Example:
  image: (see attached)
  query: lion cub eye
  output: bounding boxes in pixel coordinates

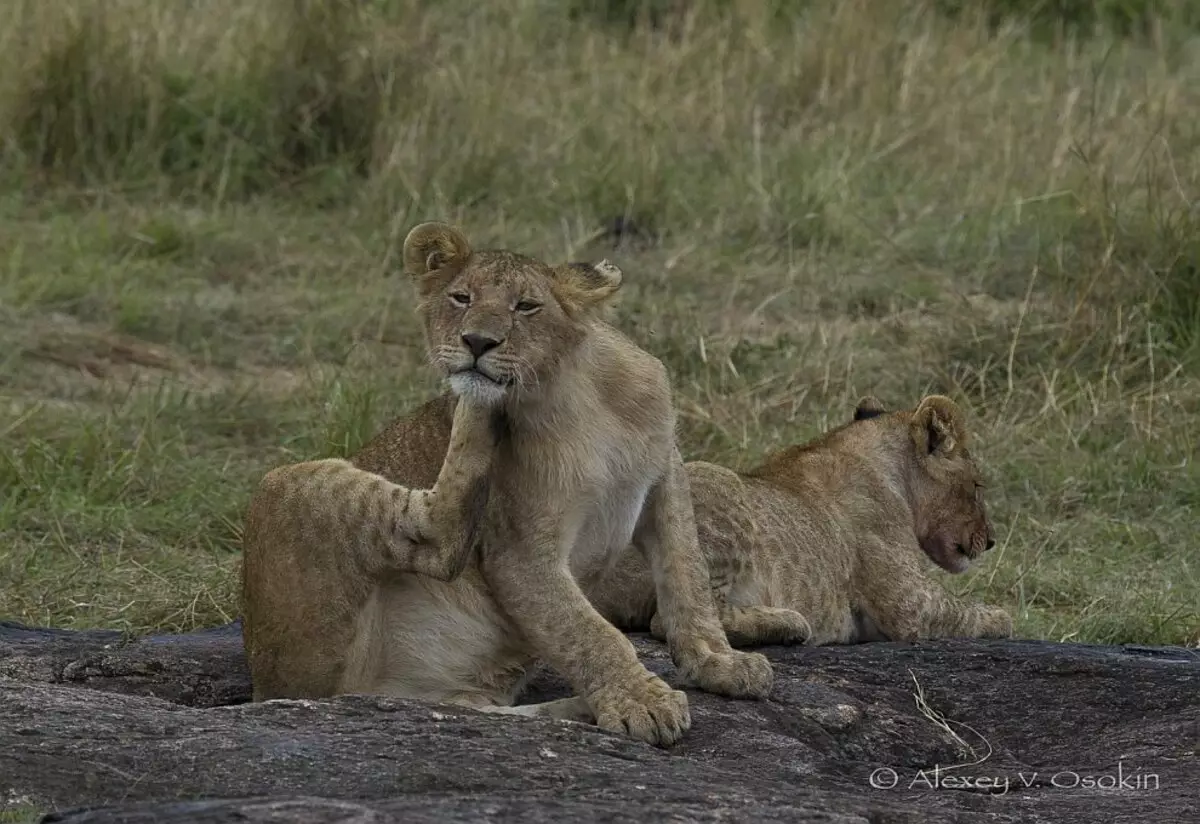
[449,292,471,307]
[514,299,542,315]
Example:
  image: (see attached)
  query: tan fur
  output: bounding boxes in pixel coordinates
[241,222,772,748]
[591,395,1014,646]
[242,398,496,699]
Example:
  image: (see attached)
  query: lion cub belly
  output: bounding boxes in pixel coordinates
[364,571,535,704]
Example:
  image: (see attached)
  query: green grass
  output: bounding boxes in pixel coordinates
[0,0,1196,647]
[0,804,44,824]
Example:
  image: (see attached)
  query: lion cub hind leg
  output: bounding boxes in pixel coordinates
[251,399,493,584]
[356,399,497,581]
[402,399,497,581]
[701,550,811,648]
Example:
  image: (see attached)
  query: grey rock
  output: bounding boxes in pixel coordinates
[1,619,1197,824]
[0,620,249,708]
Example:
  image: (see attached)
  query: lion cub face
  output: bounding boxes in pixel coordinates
[897,395,996,574]
[401,222,622,407]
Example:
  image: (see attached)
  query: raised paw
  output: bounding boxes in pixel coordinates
[724,606,811,648]
[681,649,774,700]
[588,675,691,748]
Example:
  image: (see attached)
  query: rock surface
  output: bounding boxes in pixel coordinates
[1,619,1197,823]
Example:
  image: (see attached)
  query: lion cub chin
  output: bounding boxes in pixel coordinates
[588,394,1014,647]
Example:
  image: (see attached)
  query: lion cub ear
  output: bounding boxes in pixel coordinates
[550,259,623,315]
[403,222,471,295]
[911,395,967,457]
[853,396,887,420]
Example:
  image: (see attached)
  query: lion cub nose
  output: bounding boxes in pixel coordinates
[462,333,502,359]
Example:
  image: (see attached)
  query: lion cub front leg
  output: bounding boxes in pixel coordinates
[877,592,1013,641]
[481,511,690,748]
[923,595,1013,640]
[636,447,775,699]
[859,543,1014,641]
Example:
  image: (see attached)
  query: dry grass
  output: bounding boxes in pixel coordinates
[0,0,1196,646]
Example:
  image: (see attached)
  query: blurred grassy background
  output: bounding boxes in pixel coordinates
[0,0,1196,646]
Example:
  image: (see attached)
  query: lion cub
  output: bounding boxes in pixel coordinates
[590,395,1014,646]
[242,222,772,748]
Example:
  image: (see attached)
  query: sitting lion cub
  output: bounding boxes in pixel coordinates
[589,395,1015,646]
[242,222,772,748]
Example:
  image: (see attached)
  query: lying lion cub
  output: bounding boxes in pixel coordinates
[588,395,1015,646]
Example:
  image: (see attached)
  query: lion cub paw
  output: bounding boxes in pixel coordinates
[682,649,774,700]
[588,676,690,748]
[978,606,1014,639]
[724,606,811,648]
